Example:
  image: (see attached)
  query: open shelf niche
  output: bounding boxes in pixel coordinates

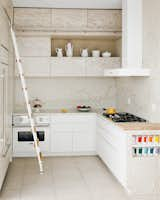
[51,35,122,58]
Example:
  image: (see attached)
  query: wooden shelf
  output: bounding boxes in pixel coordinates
[15,30,122,40]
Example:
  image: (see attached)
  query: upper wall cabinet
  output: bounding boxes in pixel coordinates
[17,37,51,57]
[14,8,52,30]
[86,57,121,76]
[15,57,50,77]
[0,7,9,49]
[87,10,122,32]
[52,9,87,31]
[51,57,86,77]
[14,8,122,35]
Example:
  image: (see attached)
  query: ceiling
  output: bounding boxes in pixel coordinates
[12,0,122,9]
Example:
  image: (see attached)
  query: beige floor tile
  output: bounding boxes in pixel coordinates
[0,156,131,200]
[23,174,53,187]
[129,194,158,200]
[55,186,91,200]
[20,186,55,200]
[0,189,20,200]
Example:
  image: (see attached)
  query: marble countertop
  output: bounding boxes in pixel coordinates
[13,109,160,131]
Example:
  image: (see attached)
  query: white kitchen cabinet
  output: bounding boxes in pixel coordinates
[14,8,52,30]
[73,118,96,152]
[52,132,73,153]
[52,9,87,31]
[96,116,127,187]
[0,7,9,49]
[15,57,50,77]
[86,57,121,76]
[0,146,11,189]
[51,114,96,154]
[73,132,95,152]
[51,57,86,77]
[87,10,122,31]
[17,37,51,57]
[0,46,9,65]
[0,0,13,191]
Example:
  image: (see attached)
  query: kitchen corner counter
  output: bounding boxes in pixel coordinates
[116,122,160,131]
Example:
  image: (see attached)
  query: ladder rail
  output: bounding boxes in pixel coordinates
[10,27,44,173]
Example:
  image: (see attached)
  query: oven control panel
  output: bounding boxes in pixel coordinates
[13,114,50,127]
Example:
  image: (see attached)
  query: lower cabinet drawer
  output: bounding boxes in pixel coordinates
[97,134,121,182]
[13,141,50,154]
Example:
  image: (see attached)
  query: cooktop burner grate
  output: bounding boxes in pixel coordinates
[103,112,147,123]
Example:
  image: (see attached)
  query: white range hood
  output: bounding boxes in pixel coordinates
[104,68,150,77]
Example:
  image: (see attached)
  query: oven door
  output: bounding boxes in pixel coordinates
[13,127,50,156]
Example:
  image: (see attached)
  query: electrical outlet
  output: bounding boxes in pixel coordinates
[127,98,131,105]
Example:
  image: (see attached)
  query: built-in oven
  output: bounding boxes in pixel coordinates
[12,114,50,157]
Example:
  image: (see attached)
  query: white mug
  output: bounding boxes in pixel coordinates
[92,50,100,57]
[80,49,88,57]
[56,48,63,57]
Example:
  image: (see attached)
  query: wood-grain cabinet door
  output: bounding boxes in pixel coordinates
[52,9,87,31]
[15,57,50,77]
[86,57,120,76]
[51,57,85,77]
[14,8,52,30]
[87,10,122,31]
[0,7,9,49]
[17,37,51,57]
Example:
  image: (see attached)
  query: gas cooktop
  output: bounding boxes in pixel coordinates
[103,112,147,123]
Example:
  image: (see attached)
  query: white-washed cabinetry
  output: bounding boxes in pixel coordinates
[14,8,121,33]
[96,116,127,187]
[86,57,121,76]
[50,57,86,77]
[15,37,51,77]
[0,7,9,49]
[15,56,121,77]
[15,57,50,77]
[87,10,122,31]
[51,114,96,154]
[16,37,51,57]
[0,0,13,190]
[52,9,87,31]
[14,8,52,30]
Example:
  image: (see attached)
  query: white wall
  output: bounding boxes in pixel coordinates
[14,78,116,111]
[116,0,160,122]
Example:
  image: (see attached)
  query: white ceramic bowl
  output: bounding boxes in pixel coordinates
[92,50,100,57]
[102,52,111,57]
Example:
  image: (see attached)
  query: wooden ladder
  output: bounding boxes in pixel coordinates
[10,25,44,173]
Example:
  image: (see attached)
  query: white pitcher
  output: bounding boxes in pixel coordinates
[65,42,73,57]
[56,48,63,57]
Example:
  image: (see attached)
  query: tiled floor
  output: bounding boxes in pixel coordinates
[0,156,158,200]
